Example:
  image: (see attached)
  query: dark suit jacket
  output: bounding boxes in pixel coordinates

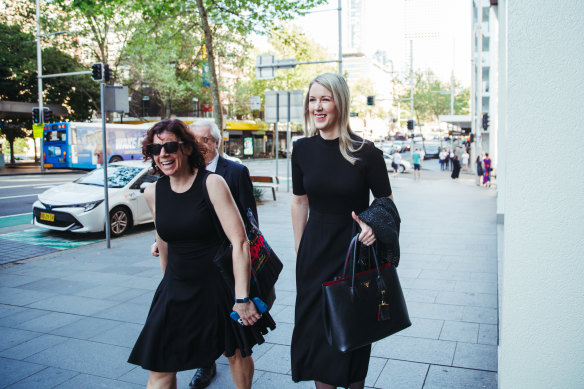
[214,156,258,226]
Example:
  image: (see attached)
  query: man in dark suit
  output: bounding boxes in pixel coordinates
[150,119,258,389]
[188,120,257,389]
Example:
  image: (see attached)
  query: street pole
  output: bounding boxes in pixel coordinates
[35,0,44,172]
[286,92,291,192]
[338,0,342,74]
[100,83,111,248]
[410,40,414,133]
[275,93,279,179]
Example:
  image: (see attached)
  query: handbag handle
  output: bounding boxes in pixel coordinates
[342,234,387,293]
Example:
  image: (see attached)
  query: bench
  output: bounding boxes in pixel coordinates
[251,176,279,200]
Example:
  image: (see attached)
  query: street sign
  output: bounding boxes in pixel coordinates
[249,96,261,110]
[256,54,275,80]
[275,59,297,69]
[33,124,43,138]
[104,85,129,113]
[265,90,304,123]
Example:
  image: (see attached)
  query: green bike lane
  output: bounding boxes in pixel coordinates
[0,214,103,264]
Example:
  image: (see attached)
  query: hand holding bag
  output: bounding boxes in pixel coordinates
[322,234,411,353]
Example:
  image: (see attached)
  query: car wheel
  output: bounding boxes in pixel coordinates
[109,156,123,163]
[109,206,131,237]
[400,164,406,173]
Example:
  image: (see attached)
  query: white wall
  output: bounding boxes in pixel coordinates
[499,1,584,388]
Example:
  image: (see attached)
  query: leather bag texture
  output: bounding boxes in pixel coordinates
[322,234,411,353]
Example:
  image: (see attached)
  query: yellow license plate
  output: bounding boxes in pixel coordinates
[40,212,55,222]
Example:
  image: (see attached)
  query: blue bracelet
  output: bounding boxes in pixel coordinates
[234,297,249,303]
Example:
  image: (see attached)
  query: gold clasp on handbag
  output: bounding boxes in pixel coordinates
[361,280,370,288]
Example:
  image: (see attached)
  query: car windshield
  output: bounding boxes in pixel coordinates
[75,166,143,188]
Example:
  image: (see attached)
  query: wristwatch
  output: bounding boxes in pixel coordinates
[234,297,250,303]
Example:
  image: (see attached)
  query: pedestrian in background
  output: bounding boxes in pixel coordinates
[129,119,273,389]
[483,153,492,187]
[291,73,393,389]
[475,155,484,186]
[462,150,470,170]
[392,150,402,177]
[451,155,461,179]
[439,149,446,171]
[412,147,422,180]
[449,149,455,171]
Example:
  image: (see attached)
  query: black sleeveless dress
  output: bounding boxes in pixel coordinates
[128,170,275,372]
[290,135,391,386]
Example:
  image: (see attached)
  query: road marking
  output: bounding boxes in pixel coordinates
[0,182,70,189]
[0,213,32,228]
[0,194,39,200]
[0,228,102,250]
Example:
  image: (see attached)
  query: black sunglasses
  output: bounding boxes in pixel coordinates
[146,141,184,156]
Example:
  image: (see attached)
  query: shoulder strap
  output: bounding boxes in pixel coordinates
[201,171,227,240]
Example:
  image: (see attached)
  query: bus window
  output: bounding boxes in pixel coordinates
[44,130,67,142]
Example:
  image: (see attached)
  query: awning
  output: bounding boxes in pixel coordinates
[0,101,68,119]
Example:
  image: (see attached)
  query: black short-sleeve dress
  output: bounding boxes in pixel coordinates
[128,171,275,373]
[290,135,391,387]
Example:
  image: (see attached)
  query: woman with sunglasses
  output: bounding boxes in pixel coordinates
[128,119,274,389]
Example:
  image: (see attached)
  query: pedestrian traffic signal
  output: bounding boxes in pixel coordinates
[482,113,489,130]
[32,107,41,124]
[104,64,111,82]
[43,108,53,123]
[92,62,103,81]
[407,119,414,130]
[367,96,375,105]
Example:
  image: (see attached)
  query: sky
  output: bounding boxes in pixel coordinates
[291,0,472,87]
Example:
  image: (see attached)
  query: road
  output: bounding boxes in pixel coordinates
[0,173,85,217]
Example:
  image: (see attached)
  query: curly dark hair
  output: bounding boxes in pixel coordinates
[141,119,206,175]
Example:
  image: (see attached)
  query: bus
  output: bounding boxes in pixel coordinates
[42,122,153,169]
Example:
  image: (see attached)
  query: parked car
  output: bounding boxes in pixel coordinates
[383,152,411,173]
[32,161,158,237]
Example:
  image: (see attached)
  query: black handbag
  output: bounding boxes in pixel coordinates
[202,173,282,309]
[322,234,411,353]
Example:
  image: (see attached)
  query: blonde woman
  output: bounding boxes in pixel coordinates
[290,73,394,389]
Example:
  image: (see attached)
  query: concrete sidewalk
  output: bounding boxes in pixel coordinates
[0,168,498,389]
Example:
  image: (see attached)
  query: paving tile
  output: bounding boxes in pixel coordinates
[16,278,99,295]
[452,343,498,372]
[405,289,439,303]
[4,366,78,389]
[24,338,135,379]
[0,304,29,319]
[418,269,472,281]
[455,280,498,294]
[49,316,122,340]
[262,321,293,346]
[374,359,428,389]
[26,295,119,316]
[436,291,497,308]
[271,289,296,305]
[0,327,42,351]
[364,356,387,388]
[424,365,497,389]
[93,302,149,324]
[271,305,294,324]
[253,371,313,389]
[125,291,155,306]
[0,286,55,306]
[121,276,158,290]
[90,322,142,348]
[254,344,291,374]
[372,336,456,365]
[14,311,81,333]
[0,274,42,288]
[52,373,143,388]
[412,278,457,291]
[0,308,49,328]
[478,324,498,345]
[0,334,68,360]
[407,302,464,321]
[0,357,47,388]
[400,317,443,339]
[439,321,479,343]
[462,306,498,325]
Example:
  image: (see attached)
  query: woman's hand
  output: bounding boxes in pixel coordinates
[352,211,376,246]
[232,301,262,326]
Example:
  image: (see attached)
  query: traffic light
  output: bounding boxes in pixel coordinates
[92,62,103,81]
[104,64,111,82]
[32,107,41,124]
[407,119,414,130]
[482,113,489,130]
[367,95,375,105]
[43,108,53,123]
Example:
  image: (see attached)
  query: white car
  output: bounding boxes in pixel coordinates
[383,152,411,173]
[32,161,158,237]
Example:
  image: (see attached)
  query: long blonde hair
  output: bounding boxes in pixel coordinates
[304,73,363,165]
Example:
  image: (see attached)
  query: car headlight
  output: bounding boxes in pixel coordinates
[74,200,104,212]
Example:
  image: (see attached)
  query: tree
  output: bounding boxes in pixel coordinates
[192,0,327,148]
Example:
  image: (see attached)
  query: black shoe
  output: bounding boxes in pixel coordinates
[189,363,217,389]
